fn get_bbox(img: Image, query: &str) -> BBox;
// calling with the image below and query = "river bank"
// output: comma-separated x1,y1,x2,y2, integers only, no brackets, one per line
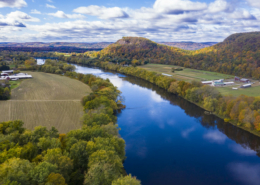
82,62,260,138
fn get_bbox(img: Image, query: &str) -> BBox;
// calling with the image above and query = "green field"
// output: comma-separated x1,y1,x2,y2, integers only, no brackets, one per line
0,72,92,133
139,64,234,82
139,64,260,97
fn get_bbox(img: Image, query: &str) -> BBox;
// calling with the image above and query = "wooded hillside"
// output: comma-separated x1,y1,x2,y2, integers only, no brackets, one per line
96,32,260,79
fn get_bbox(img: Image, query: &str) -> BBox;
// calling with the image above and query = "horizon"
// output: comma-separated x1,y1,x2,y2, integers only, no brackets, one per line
0,0,259,42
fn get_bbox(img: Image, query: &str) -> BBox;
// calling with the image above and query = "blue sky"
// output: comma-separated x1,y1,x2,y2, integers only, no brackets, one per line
0,0,259,42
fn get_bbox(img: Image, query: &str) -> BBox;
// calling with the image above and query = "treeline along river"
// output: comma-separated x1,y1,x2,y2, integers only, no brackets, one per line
36,59,260,185
72,64,260,185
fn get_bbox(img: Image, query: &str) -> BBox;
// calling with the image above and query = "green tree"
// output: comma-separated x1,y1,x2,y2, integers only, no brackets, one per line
45,173,67,185
112,174,141,185
0,158,34,185
30,161,58,184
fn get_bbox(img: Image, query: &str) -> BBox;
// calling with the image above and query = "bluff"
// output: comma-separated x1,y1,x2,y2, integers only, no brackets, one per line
97,32,260,79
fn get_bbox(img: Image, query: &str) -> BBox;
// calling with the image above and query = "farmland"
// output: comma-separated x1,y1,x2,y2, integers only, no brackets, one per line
139,64,234,82
0,72,92,133
139,64,260,97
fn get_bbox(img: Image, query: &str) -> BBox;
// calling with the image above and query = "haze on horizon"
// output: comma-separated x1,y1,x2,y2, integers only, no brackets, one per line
0,0,259,43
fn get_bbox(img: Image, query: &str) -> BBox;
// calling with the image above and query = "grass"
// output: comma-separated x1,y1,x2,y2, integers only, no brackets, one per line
9,80,22,90
0,72,92,133
8,64,16,69
139,64,260,97
139,64,234,82
217,85,260,97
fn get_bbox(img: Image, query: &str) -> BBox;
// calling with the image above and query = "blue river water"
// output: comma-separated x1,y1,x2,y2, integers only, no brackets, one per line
37,59,260,185
72,64,260,185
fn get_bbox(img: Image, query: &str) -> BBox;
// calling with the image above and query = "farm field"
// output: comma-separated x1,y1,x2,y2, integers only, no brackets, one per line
139,64,234,82
0,72,92,133
139,64,260,97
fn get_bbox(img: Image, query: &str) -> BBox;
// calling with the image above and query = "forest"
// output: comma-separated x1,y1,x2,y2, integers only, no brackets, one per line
0,61,140,185
94,32,260,79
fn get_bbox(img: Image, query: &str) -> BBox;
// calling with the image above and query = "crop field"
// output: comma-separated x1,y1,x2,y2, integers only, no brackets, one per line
139,64,260,97
0,72,92,133
139,64,234,82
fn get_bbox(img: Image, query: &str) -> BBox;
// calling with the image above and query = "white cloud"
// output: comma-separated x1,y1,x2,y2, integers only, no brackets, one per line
48,11,86,19
153,0,207,14
31,9,41,14
47,0,53,2
73,5,129,19
230,10,256,20
7,11,40,22
46,4,56,9
0,0,27,8
246,0,260,8
208,0,233,13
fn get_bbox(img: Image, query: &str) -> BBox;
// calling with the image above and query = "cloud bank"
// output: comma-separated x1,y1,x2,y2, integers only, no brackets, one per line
0,0,260,42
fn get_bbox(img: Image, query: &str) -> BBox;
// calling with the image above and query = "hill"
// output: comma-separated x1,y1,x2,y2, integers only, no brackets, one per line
98,37,188,64
97,32,260,79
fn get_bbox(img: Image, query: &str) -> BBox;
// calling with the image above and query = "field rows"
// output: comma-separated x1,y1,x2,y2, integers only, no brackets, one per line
1,72,92,133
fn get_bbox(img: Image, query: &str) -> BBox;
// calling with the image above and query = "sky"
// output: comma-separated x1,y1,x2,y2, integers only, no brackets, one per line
0,0,260,42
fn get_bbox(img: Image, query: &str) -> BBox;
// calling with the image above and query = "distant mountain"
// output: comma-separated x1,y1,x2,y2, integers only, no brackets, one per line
159,42,217,50
0,42,113,49
0,41,217,51
97,32,260,79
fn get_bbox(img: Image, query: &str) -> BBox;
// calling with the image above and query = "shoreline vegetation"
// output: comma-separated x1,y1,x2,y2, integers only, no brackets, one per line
0,61,141,185
80,61,260,138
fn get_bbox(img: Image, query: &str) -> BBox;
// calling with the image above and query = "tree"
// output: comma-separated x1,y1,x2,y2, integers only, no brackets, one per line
69,141,89,171
84,162,121,185
0,158,34,185
30,161,58,184
45,173,67,185
112,175,141,185
43,148,73,182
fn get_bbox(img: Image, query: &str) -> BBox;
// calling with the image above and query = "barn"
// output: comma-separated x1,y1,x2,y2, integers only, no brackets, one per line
240,84,251,88
240,78,250,83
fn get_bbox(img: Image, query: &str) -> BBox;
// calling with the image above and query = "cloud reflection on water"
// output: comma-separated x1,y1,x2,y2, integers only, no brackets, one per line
229,144,257,156
228,162,260,185
203,130,227,144
181,127,195,138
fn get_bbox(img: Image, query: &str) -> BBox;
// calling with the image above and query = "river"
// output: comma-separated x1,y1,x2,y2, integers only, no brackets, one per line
36,59,260,185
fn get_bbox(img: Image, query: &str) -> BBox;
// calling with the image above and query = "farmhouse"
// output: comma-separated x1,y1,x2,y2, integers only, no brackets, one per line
212,79,224,87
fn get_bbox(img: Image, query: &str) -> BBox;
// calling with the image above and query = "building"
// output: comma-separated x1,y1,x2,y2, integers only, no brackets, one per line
234,76,240,81
224,82,234,85
162,73,172,77
2,70,13,74
201,81,213,84
240,78,250,83
240,84,251,88
212,79,224,87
